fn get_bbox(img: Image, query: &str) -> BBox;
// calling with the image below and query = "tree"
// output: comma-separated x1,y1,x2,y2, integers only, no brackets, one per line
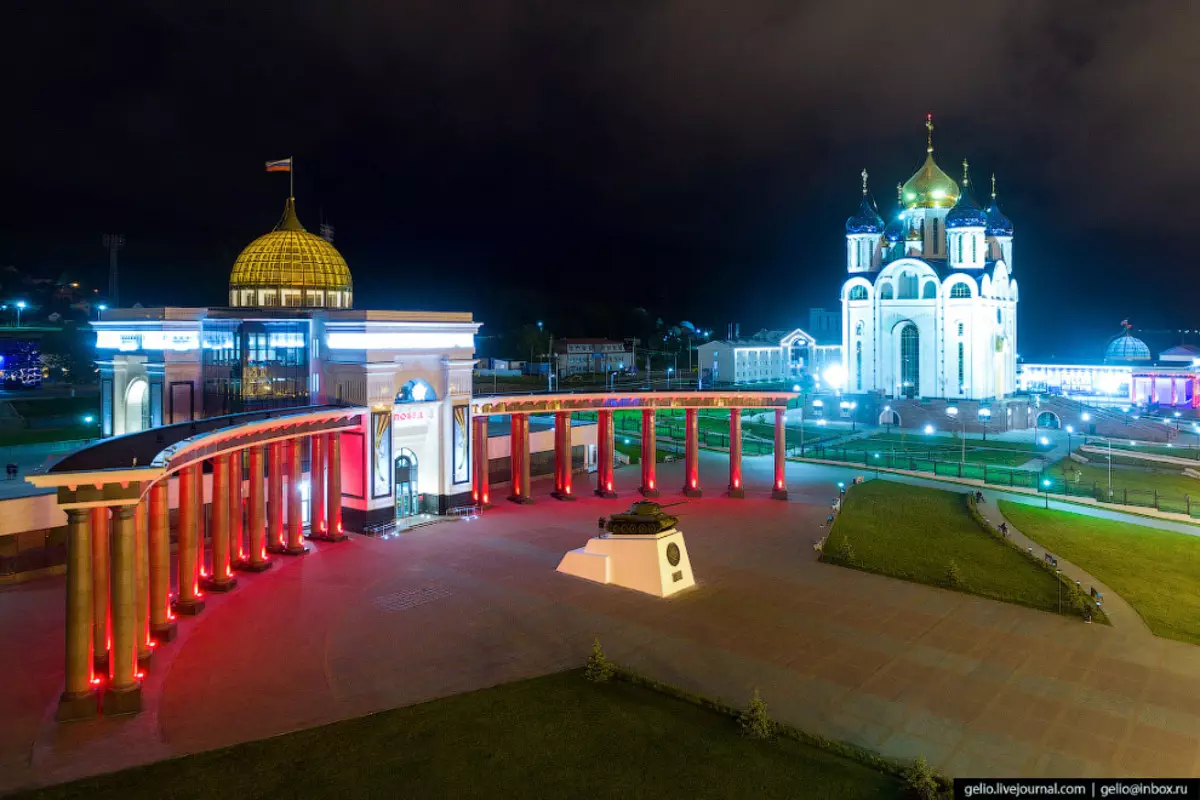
739,688,773,739
40,324,94,385
585,638,615,683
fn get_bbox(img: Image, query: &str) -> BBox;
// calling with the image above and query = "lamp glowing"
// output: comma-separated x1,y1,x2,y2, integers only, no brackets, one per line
821,364,847,390
923,424,935,434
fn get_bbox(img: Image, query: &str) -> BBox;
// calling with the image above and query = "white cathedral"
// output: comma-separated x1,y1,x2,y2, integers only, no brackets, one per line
841,116,1018,401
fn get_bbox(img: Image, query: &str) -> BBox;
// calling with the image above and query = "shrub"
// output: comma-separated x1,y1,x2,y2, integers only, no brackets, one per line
585,638,614,683
904,755,942,800
738,688,773,740
828,536,855,565
945,559,964,589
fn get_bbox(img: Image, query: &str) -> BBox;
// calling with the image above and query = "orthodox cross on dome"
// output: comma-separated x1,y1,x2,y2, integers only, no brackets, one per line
961,159,970,186
991,173,997,200
861,169,869,195
926,113,934,153
896,182,903,203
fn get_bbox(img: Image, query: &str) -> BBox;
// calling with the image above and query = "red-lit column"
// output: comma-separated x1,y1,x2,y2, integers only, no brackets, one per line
325,432,345,540
243,445,271,570
284,438,308,555
309,434,326,537
202,454,236,590
551,411,575,500
173,465,204,615
728,408,744,498
772,407,788,500
507,413,532,503
640,408,659,497
683,407,701,497
104,505,141,715
134,496,152,668
90,506,110,671
595,409,616,498
472,415,491,507
57,508,96,721
229,450,245,565
267,441,285,553
148,480,176,640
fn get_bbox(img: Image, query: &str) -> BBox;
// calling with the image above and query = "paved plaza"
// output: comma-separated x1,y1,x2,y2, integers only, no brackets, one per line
3,452,1200,793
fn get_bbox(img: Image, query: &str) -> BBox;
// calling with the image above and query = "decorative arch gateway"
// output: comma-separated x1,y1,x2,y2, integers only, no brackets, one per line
466,390,797,510
27,404,366,721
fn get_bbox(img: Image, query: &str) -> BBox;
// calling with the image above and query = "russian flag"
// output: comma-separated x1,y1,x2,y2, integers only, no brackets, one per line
265,158,292,173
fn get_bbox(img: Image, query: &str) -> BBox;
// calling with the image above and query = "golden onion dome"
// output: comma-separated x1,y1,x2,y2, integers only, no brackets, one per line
900,115,959,209
229,197,353,308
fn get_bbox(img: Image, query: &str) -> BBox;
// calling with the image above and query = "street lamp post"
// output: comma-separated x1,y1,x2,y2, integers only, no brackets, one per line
667,367,674,390
946,406,965,462
1065,424,1074,456
96,303,107,321
15,300,26,328
883,405,892,436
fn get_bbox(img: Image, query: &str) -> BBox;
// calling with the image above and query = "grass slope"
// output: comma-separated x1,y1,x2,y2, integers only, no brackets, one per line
999,502,1200,645
17,672,902,800
823,480,1063,613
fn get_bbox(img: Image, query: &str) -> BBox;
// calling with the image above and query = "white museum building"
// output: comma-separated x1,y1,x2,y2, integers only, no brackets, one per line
840,117,1018,401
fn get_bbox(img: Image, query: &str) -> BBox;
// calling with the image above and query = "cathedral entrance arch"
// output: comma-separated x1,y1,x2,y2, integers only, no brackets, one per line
898,323,920,399
879,410,900,427
124,378,150,434
1036,411,1060,430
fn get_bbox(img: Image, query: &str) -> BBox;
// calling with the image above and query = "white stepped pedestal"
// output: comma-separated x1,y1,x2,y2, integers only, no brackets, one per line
556,527,695,597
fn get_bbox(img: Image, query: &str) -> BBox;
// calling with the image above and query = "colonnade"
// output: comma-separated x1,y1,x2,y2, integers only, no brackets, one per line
469,407,790,506
57,431,344,721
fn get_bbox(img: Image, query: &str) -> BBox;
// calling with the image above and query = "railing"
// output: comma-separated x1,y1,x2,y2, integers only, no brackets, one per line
447,505,481,519
797,444,1200,518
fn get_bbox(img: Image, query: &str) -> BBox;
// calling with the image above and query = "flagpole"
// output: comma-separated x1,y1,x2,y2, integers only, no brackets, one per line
290,155,294,198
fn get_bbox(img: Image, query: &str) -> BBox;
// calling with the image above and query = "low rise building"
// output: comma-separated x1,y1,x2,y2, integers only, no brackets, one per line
552,338,633,376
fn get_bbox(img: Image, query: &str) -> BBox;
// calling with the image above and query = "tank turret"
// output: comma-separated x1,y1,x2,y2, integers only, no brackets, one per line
605,501,685,535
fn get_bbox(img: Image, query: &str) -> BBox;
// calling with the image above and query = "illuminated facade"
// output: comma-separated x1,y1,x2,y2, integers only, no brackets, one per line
841,117,1018,401
697,328,841,386
97,197,481,525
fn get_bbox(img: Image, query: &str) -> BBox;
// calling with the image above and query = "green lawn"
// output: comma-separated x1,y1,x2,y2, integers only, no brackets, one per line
16,671,903,800
822,481,1065,614
999,502,1200,645
1088,438,1200,461
7,396,98,418
834,432,1043,467
1047,458,1200,514
0,425,96,447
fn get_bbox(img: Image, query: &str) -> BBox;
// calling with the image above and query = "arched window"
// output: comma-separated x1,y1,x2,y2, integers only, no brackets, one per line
898,272,918,299
957,321,964,336
950,283,971,299
855,341,863,390
957,236,963,262
996,308,1003,324
848,285,868,301
396,379,438,403
957,342,965,390
855,320,864,336
972,235,977,262
900,324,919,398
932,218,939,250
879,283,894,300
921,281,937,299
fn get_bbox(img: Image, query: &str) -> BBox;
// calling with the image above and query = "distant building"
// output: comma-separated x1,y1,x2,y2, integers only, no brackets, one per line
552,339,632,376
697,328,841,387
807,308,841,341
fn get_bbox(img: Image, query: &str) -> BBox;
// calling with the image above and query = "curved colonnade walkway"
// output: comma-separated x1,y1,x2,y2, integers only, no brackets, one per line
3,453,1200,793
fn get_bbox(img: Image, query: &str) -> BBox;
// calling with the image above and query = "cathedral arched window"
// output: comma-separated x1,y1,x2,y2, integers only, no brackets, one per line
898,272,918,299
855,341,863,390
950,283,971,299
972,236,977,262
848,285,868,301
958,342,965,390
922,281,937,299
957,322,964,336
879,283,894,300
855,321,864,336
957,236,963,262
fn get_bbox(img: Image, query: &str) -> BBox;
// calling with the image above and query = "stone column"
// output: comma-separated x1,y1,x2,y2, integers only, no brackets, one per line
310,434,326,537
772,407,788,500
104,505,142,716
325,432,345,540
148,481,176,641
507,414,532,504
90,506,110,672
551,411,575,500
57,508,97,721
202,454,236,590
267,441,285,553
472,415,491,506
243,445,271,570
134,497,152,667
229,450,245,565
284,438,308,555
594,409,616,498
639,408,659,497
728,408,744,498
683,407,701,497
173,465,205,615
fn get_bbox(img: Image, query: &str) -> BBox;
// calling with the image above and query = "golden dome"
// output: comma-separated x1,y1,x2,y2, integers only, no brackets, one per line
229,197,353,308
900,115,959,209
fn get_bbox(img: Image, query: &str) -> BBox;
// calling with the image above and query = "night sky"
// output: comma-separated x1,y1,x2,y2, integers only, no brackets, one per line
3,1,1197,359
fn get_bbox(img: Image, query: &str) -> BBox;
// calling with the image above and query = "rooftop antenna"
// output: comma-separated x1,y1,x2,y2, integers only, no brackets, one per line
102,233,124,308
319,207,334,243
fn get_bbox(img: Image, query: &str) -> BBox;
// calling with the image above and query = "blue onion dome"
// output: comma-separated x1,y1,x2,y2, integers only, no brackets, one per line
985,174,1013,236
883,183,906,243
944,159,988,229
845,169,884,234
1104,325,1151,363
